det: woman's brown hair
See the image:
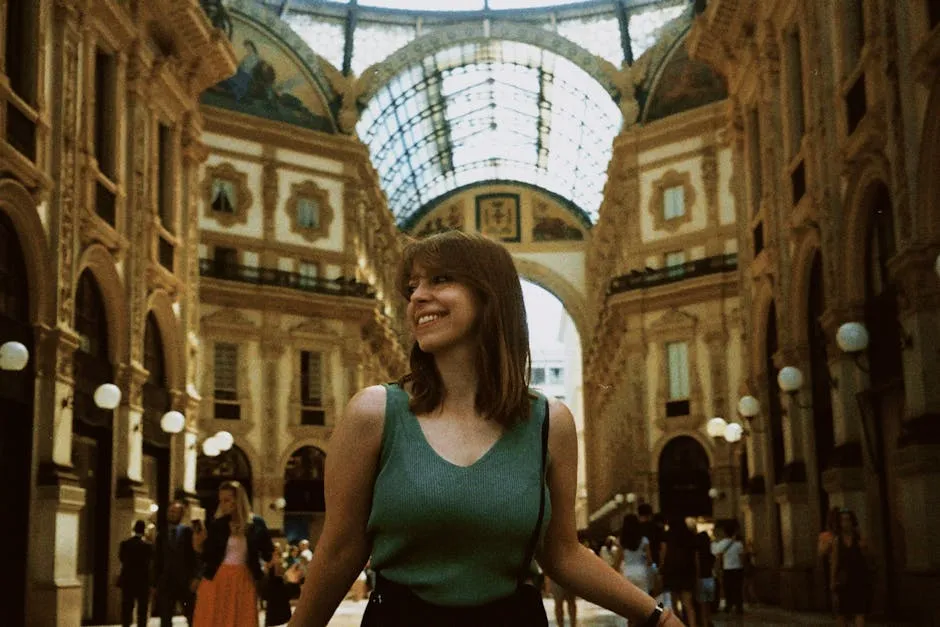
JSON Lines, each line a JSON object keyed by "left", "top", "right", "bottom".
{"left": 396, "top": 230, "right": 533, "bottom": 427}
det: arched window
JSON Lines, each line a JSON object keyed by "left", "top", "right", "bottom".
{"left": 0, "top": 211, "right": 29, "bottom": 323}
{"left": 142, "top": 314, "right": 171, "bottom": 447}
{"left": 808, "top": 253, "right": 835, "bottom": 527}
{"left": 283, "top": 446, "right": 327, "bottom": 542}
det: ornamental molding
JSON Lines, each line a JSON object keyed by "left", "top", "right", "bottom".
{"left": 284, "top": 180, "right": 335, "bottom": 244}
{"left": 648, "top": 169, "right": 696, "bottom": 233}
{"left": 202, "top": 162, "right": 253, "bottom": 228}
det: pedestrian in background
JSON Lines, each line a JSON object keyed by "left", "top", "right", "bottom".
{"left": 117, "top": 519, "right": 153, "bottom": 627}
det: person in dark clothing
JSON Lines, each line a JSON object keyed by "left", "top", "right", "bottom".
{"left": 636, "top": 504, "right": 662, "bottom": 566}
{"left": 660, "top": 516, "right": 698, "bottom": 627}
{"left": 831, "top": 509, "right": 869, "bottom": 627}
{"left": 153, "top": 499, "right": 200, "bottom": 626}
{"left": 118, "top": 519, "right": 153, "bottom": 627}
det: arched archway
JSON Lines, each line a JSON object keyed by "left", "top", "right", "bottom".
{"left": 196, "top": 444, "right": 253, "bottom": 519}
{"left": 657, "top": 435, "right": 711, "bottom": 518}
{"left": 357, "top": 22, "right": 620, "bottom": 102}
{"left": 141, "top": 313, "right": 172, "bottom": 533}
{"left": 764, "top": 301, "right": 785, "bottom": 566}
{"left": 806, "top": 252, "right": 835, "bottom": 528}
{"left": 283, "top": 446, "right": 327, "bottom": 543}
{"left": 514, "top": 258, "right": 588, "bottom": 344}
{"left": 859, "top": 180, "right": 905, "bottom": 612}
{"left": 72, "top": 269, "right": 116, "bottom": 624}
{"left": 0, "top": 208, "right": 35, "bottom": 625}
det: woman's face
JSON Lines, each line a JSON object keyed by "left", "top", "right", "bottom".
{"left": 217, "top": 488, "right": 236, "bottom": 518}
{"left": 406, "top": 263, "right": 481, "bottom": 355}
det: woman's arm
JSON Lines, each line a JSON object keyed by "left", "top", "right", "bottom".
{"left": 538, "top": 401, "right": 682, "bottom": 626}
{"left": 288, "top": 386, "right": 387, "bottom": 627}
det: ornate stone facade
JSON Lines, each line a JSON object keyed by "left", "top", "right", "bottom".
{"left": 689, "top": 0, "right": 940, "bottom": 620}
{"left": 0, "top": 1, "right": 235, "bottom": 623}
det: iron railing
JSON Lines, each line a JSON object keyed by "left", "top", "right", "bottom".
{"left": 199, "top": 259, "right": 376, "bottom": 299}
{"left": 609, "top": 253, "right": 738, "bottom": 295}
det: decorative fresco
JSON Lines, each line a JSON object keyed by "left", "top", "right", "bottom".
{"left": 415, "top": 202, "right": 465, "bottom": 238}
{"left": 643, "top": 42, "right": 728, "bottom": 123}
{"left": 476, "top": 193, "right": 521, "bottom": 243}
{"left": 201, "top": 10, "right": 335, "bottom": 132}
{"left": 532, "top": 200, "right": 584, "bottom": 241}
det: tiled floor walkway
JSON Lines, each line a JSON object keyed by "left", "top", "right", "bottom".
{"left": 97, "top": 599, "right": 909, "bottom": 626}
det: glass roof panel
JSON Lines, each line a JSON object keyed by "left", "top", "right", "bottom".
{"left": 489, "top": 0, "right": 602, "bottom": 7}
{"left": 555, "top": 13, "right": 624, "bottom": 67}
{"left": 359, "top": 0, "right": 485, "bottom": 9}
{"left": 283, "top": 13, "right": 346, "bottom": 71}
{"left": 628, "top": 0, "right": 686, "bottom": 60}
{"left": 357, "top": 39, "right": 621, "bottom": 226}
{"left": 351, "top": 20, "right": 417, "bottom": 76}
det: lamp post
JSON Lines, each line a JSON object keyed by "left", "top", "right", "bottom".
{"left": 707, "top": 396, "right": 760, "bottom": 519}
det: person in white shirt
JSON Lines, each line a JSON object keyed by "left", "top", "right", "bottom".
{"left": 711, "top": 521, "right": 745, "bottom": 614}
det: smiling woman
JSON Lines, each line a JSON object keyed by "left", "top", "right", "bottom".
{"left": 286, "top": 230, "right": 684, "bottom": 627}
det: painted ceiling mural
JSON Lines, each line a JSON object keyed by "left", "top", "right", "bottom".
{"left": 201, "top": 3, "right": 336, "bottom": 132}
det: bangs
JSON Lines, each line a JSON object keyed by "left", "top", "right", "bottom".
{"left": 396, "top": 232, "right": 478, "bottom": 298}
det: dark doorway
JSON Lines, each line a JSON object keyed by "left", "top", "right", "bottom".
{"left": 196, "top": 445, "right": 252, "bottom": 519}
{"left": 142, "top": 314, "right": 172, "bottom": 532}
{"left": 863, "top": 182, "right": 904, "bottom": 614}
{"left": 658, "top": 436, "right": 711, "bottom": 518}
{"left": 808, "top": 253, "right": 835, "bottom": 528}
{"left": 765, "top": 303, "right": 785, "bottom": 566}
{"left": 0, "top": 210, "right": 34, "bottom": 627}
{"left": 73, "top": 271, "right": 114, "bottom": 625}
{"left": 283, "top": 446, "right": 326, "bottom": 543}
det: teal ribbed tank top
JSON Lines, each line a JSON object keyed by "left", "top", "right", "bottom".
{"left": 366, "top": 383, "right": 551, "bottom": 606}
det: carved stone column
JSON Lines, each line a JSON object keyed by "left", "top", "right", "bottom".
{"left": 260, "top": 332, "right": 285, "bottom": 526}
{"left": 29, "top": 325, "right": 84, "bottom": 627}
{"left": 27, "top": 3, "right": 86, "bottom": 623}
{"left": 108, "top": 363, "right": 150, "bottom": 620}
{"left": 889, "top": 244, "right": 940, "bottom": 589}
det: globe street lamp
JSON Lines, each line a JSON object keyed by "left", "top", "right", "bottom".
{"left": 737, "top": 395, "right": 761, "bottom": 419}
{"left": 160, "top": 411, "right": 185, "bottom": 434}
{"left": 213, "top": 431, "right": 234, "bottom": 452}
{"left": 202, "top": 437, "right": 221, "bottom": 457}
{"left": 836, "top": 322, "right": 870, "bottom": 354}
{"left": 93, "top": 383, "right": 122, "bottom": 410}
{"left": 0, "top": 341, "right": 29, "bottom": 371}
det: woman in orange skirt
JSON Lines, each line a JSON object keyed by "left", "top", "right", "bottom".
{"left": 193, "top": 480, "right": 274, "bottom": 626}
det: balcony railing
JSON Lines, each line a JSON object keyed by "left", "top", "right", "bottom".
{"left": 608, "top": 253, "right": 738, "bottom": 295}
{"left": 200, "top": 259, "right": 376, "bottom": 299}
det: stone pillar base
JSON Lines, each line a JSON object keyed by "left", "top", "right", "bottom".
{"left": 777, "top": 566, "right": 816, "bottom": 611}
{"left": 773, "top": 481, "right": 815, "bottom": 568}
{"left": 897, "top": 568, "right": 940, "bottom": 625}
{"left": 895, "top": 442, "right": 940, "bottom": 571}
{"left": 27, "top": 467, "right": 85, "bottom": 627}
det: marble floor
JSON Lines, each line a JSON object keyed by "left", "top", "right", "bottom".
{"left": 95, "top": 599, "right": 908, "bottom": 626}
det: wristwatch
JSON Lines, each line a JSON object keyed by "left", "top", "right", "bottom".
{"left": 640, "top": 603, "right": 665, "bottom": 627}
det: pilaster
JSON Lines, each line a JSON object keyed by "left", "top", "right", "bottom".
{"left": 773, "top": 480, "right": 815, "bottom": 609}
{"left": 26, "top": 466, "right": 85, "bottom": 627}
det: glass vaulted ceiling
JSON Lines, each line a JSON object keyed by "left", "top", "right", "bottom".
{"left": 357, "top": 40, "right": 621, "bottom": 226}
{"left": 269, "top": 0, "right": 690, "bottom": 225}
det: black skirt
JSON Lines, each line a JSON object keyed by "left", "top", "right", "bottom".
{"left": 361, "top": 575, "right": 547, "bottom": 627}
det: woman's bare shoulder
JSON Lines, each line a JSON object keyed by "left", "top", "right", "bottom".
{"left": 342, "top": 385, "right": 388, "bottom": 430}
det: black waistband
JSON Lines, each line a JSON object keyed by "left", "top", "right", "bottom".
{"left": 371, "top": 574, "right": 521, "bottom": 616}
